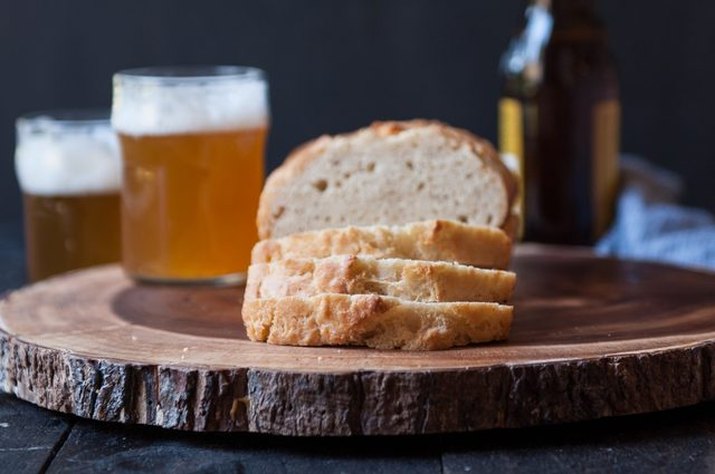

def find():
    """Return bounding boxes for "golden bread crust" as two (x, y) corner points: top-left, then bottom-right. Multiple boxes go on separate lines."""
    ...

(245, 255), (516, 303)
(251, 219), (512, 269)
(242, 293), (513, 350)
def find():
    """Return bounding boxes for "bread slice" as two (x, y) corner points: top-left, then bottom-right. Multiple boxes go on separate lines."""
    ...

(242, 293), (513, 350)
(251, 219), (512, 269)
(257, 120), (518, 239)
(246, 255), (516, 303)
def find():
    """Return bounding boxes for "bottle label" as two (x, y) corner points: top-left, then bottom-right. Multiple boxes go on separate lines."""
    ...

(592, 99), (621, 239)
(498, 98), (525, 238)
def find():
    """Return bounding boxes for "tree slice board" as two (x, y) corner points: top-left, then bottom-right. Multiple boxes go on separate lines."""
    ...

(1, 245), (714, 436)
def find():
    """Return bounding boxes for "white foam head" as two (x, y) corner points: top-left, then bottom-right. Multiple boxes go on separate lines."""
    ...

(111, 66), (269, 136)
(15, 112), (121, 196)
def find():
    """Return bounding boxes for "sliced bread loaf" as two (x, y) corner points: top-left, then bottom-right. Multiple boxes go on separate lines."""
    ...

(251, 219), (512, 269)
(257, 120), (518, 239)
(242, 293), (513, 350)
(246, 255), (516, 303)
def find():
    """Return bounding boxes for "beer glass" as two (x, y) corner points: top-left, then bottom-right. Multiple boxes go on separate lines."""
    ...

(112, 66), (269, 284)
(15, 111), (122, 282)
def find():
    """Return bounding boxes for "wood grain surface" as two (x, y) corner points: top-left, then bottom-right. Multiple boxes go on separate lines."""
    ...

(1, 245), (714, 436)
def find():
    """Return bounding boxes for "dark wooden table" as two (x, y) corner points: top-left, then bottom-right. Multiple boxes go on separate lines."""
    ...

(1, 220), (713, 473)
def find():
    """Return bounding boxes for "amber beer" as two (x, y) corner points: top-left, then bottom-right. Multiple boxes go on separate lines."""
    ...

(23, 194), (120, 281)
(112, 67), (269, 283)
(15, 112), (122, 282)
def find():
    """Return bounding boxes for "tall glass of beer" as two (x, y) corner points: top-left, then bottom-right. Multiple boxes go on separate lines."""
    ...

(15, 111), (122, 282)
(112, 66), (269, 284)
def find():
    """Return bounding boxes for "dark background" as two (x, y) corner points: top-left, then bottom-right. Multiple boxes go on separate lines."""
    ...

(2, 0), (714, 222)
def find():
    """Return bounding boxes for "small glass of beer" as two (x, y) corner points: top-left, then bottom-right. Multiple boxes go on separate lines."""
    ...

(15, 111), (122, 282)
(112, 66), (269, 284)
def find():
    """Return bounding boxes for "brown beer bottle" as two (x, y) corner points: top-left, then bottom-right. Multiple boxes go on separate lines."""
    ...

(499, 0), (620, 245)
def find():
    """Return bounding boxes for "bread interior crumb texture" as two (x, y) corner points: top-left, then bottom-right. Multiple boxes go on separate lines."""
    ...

(269, 126), (509, 238)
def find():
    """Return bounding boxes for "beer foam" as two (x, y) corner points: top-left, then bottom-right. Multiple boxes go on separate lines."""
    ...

(111, 77), (269, 136)
(15, 127), (121, 196)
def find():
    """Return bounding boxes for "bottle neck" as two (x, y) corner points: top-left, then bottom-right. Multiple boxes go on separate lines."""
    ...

(551, 0), (597, 15)
(527, 0), (596, 7)
(547, 0), (603, 31)
(500, 1), (553, 83)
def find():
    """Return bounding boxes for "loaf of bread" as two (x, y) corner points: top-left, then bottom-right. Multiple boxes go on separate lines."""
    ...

(243, 120), (518, 351)
(246, 255), (516, 303)
(257, 120), (518, 239)
(242, 293), (513, 350)
(252, 219), (512, 269)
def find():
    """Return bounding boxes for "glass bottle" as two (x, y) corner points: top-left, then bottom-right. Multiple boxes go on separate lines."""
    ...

(499, 0), (620, 244)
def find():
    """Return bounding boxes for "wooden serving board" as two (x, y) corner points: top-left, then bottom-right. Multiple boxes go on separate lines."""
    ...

(1, 245), (714, 436)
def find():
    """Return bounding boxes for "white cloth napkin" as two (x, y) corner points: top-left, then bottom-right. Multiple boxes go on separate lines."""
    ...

(596, 154), (715, 271)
